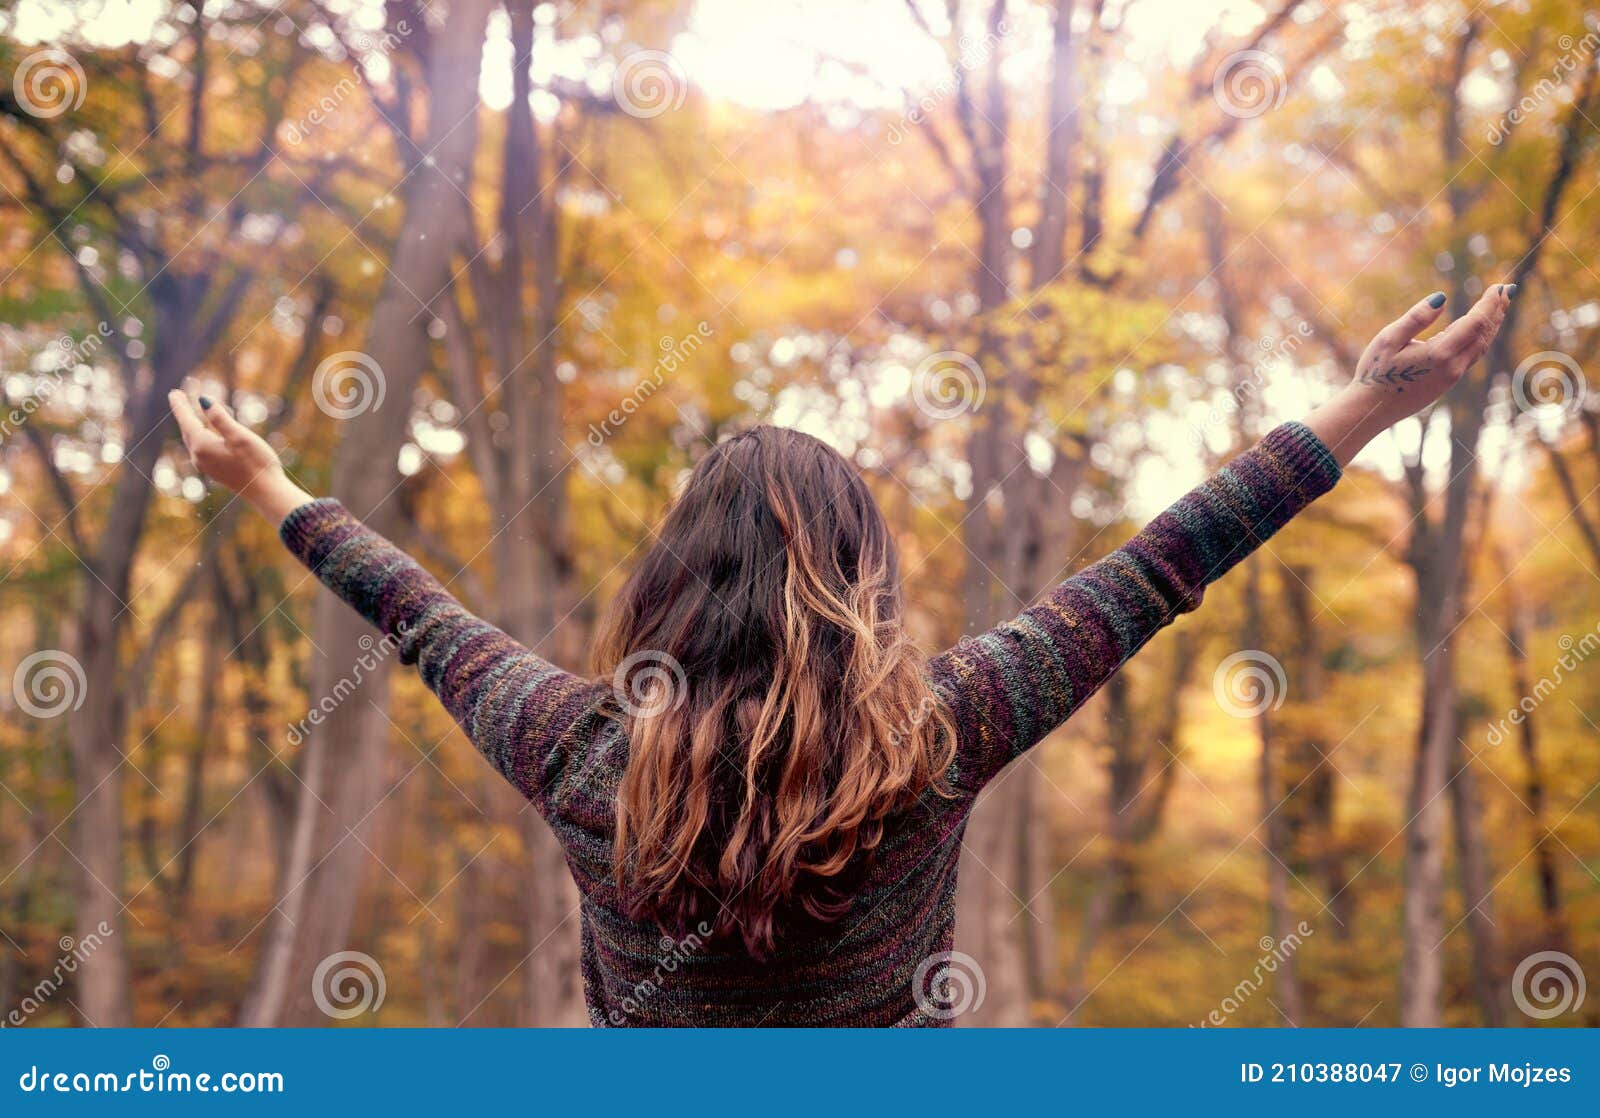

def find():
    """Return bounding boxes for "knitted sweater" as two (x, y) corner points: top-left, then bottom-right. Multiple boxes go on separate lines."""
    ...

(279, 422), (1341, 1026)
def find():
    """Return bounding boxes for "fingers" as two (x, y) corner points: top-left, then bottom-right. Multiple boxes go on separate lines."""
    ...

(1372, 292), (1449, 355)
(199, 394), (247, 439)
(1434, 283), (1514, 363)
(167, 390), (209, 447)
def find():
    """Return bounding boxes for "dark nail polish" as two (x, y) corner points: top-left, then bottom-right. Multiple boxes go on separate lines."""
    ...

(198, 396), (213, 410)
(1428, 292), (1446, 308)
(1506, 284), (1519, 298)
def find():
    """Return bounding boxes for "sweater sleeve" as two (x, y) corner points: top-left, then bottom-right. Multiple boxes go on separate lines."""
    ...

(279, 499), (600, 807)
(929, 421), (1342, 793)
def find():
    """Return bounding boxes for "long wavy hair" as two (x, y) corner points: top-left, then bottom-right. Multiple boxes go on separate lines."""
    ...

(593, 426), (955, 955)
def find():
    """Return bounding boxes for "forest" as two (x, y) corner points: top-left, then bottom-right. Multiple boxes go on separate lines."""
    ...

(0, 0), (1596, 1028)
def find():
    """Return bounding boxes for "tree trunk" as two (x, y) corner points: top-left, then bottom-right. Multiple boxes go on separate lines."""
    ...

(951, 0), (1033, 1027)
(68, 579), (134, 1026)
(1062, 633), (1193, 1020)
(1398, 24), (1592, 1029)
(239, 0), (494, 1027)
(1541, 439), (1600, 568)
(171, 587), (223, 912)
(1448, 733), (1506, 1025)
(1498, 558), (1564, 938)
(1278, 567), (1348, 934)
(453, 0), (590, 1028)
(1399, 402), (1480, 1027)
(67, 342), (193, 1025)
(1243, 558), (1305, 1025)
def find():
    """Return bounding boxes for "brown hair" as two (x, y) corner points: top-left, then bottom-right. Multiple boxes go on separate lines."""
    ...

(593, 426), (955, 955)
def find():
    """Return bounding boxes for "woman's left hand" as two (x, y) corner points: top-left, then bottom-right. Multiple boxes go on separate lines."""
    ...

(1307, 282), (1514, 467)
(168, 391), (313, 524)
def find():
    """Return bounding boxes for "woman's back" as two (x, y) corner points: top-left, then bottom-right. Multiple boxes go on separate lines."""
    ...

(274, 421), (1342, 1026)
(171, 283), (1514, 1025)
(563, 714), (966, 1026)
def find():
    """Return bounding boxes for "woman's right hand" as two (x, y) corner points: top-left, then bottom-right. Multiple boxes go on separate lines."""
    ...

(168, 391), (314, 525)
(1306, 282), (1514, 467)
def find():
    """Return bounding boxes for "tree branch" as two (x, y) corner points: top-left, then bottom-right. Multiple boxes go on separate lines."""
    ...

(20, 424), (88, 556)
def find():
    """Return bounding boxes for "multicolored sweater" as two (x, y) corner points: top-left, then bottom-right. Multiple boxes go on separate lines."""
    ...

(279, 422), (1341, 1026)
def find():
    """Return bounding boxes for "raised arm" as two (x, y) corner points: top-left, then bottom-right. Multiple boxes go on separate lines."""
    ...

(930, 421), (1337, 790)
(167, 392), (600, 807)
(933, 283), (1514, 791)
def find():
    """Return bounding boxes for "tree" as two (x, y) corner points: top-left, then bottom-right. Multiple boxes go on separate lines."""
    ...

(241, 0), (497, 1026)
(0, 3), (357, 1023)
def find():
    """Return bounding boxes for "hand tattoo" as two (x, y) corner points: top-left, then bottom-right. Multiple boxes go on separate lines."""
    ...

(1357, 363), (1427, 391)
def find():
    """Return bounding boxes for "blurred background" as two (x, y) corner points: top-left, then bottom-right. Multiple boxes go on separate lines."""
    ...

(0, 0), (1596, 1028)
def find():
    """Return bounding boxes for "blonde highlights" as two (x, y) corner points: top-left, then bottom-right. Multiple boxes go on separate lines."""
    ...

(594, 427), (954, 955)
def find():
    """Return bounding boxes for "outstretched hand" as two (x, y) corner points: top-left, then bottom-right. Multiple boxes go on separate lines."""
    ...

(167, 391), (313, 524)
(1305, 283), (1515, 467)
(1351, 284), (1513, 418)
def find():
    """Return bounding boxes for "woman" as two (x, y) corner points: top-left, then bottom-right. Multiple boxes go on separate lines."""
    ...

(169, 283), (1512, 1026)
